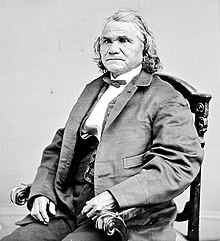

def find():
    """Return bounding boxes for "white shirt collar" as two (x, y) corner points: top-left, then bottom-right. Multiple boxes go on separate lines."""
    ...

(111, 65), (142, 83)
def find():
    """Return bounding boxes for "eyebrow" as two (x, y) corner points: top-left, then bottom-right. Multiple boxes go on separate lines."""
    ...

(101, 35), (133, 42)
(101, 36), (110, 40)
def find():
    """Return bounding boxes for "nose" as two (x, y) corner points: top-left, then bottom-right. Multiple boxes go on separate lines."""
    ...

(108, 41), (120, 55)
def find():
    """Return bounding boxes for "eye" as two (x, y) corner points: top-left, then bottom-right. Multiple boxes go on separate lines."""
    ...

(118, 37), (130, 43)
(101, 38), (112, 44)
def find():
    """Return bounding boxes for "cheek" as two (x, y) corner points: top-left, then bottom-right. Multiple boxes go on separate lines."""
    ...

(133, 48), (143, 63)
(138, 51), (144, 61)
(134, 42), (144, 58)
(100, 46), (107, 58)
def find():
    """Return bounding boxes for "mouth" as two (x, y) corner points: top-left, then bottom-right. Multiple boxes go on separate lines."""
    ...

(106, 58), (124, 62)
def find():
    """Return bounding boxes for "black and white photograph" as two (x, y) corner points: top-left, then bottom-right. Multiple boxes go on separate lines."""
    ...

(0, 1), (219, 240)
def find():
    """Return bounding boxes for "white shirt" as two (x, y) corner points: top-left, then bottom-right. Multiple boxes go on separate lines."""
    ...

(82, 65), (142, 140)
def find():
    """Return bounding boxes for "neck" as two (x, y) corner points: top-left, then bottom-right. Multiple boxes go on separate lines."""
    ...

(111, 65), (142, 81)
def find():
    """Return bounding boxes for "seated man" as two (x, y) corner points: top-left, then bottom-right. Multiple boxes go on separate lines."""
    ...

(1, 9), (203, 241)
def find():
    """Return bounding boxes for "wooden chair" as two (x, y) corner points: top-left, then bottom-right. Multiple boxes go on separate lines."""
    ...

(158, 73), (212, 241)
(10, 73), (212, 241)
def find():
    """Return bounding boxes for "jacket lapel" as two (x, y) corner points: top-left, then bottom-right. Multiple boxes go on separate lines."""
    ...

(104, 70), (153, 129)
(65, 76), (106, 134)
(56, 76), (106, 184)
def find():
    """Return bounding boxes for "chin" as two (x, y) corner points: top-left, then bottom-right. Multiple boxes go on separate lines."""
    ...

(106, 66), (126, 76)
(109, 70), (124, 77)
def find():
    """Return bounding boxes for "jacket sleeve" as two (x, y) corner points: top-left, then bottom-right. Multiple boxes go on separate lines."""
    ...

(27, 128), (64, 210)
(109, 95), (204, 209)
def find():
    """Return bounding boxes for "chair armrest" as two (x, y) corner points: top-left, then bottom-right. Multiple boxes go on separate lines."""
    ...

(95, 206), (150, 241)
(10, 184), (31, 205)
(95, 211), (128, 241)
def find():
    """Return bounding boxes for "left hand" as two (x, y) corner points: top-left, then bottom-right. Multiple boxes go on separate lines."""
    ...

(81, 191), (117, 220)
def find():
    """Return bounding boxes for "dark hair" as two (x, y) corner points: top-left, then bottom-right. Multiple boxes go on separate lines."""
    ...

(93, 9), (162, 74)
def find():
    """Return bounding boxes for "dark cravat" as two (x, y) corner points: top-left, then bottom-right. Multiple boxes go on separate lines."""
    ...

(103, 76), (127, 88)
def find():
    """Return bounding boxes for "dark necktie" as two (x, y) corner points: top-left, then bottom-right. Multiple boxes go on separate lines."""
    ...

(103, 76), (127, 88)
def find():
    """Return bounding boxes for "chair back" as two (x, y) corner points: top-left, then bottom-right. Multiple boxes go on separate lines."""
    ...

(157, 73), (212, 241)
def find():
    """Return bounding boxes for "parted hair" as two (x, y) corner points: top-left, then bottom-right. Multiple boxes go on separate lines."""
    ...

(93, 9), (162, 74)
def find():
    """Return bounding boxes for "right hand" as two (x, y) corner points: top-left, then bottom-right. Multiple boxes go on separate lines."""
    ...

(31, 196), (56, 225)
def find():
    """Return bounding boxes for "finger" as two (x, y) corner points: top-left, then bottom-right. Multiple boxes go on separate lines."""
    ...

(95, 217), (104, 230)
(49, 201), (56, 216)
(92, 215), (98, 221)
(98, 220), (104, 230)
(38, 198), (50, 223)
(86, 209), (96, 218)
(31, 203), (45, 224)
(31, 201), (39, 219)
(86, 206), (102, 218)
(36, 212), (48, 224)
(81, 203), (93, 215)
(97, 219), (104, 230)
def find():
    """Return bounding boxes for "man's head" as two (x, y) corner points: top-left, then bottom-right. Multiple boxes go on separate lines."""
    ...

(94, 9), (162, 77)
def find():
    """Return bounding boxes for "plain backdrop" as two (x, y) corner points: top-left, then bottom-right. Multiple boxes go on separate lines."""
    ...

(0, 0), (219, 239)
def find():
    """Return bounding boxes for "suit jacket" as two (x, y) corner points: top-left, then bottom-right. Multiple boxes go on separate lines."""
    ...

(26, 69), (203, 240)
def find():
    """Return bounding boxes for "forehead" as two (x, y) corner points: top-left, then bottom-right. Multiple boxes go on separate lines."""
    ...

(101, 21), (142, 39)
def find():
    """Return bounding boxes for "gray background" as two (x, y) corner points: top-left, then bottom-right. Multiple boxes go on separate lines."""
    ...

(0, 0), (219, 239)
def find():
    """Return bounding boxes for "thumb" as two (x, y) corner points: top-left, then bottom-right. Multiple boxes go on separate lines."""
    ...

(49, 201), (56, 216)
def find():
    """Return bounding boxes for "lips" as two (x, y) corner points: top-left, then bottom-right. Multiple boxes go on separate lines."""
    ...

(106, 58), (124, 61)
